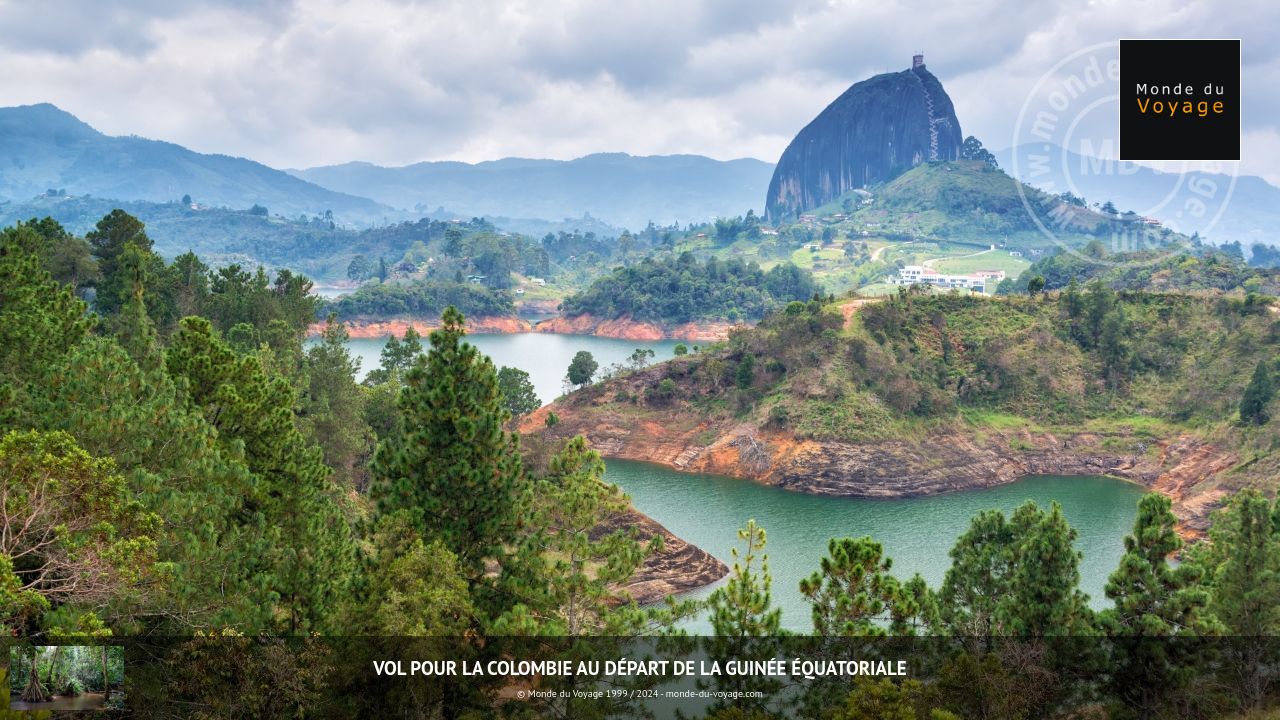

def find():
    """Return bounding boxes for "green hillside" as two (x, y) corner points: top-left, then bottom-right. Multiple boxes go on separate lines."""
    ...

(1006, 241), (1280, 295)
(815, 160), (1167, 255)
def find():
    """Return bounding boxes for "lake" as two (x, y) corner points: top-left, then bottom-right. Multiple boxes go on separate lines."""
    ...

(339, 334), (682, 406)
(606, 460), (1145, 633)
(337, 332), (1146, 633)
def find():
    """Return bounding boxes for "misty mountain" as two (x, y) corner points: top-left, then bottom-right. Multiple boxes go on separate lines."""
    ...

(289, 153), (775, 231)
(995, 144), (1280, 250)
(0, 103), (393, 223)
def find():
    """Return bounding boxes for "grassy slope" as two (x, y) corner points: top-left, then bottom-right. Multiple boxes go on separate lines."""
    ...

(552, 289), (1280, 499)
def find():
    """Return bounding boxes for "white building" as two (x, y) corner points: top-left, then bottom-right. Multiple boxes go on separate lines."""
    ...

(895, 265), (1006, 294)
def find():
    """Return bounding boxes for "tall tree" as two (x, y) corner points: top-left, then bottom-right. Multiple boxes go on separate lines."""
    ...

(1100, 493), (1218, 717)
(36, 336), (269, 631)
(380, 326), (423, 375)
(996, 502), (1093, 637)
(707, 519), (782, 638)
(1239, 360), (1274, 425)
(166, 317), (355, 632)
(566, 350), (598, 388)
(801, 536), (937, 636)
(0, 227), (95, 427)
(511, 436), (666, 635)
(496, 366), (540, 417)
(299, 315), (375, 489)
(112, 242), (163, 370)
(370, 307), (527, 571)
(939, 509), (1017, 637)
(1194, 489), (1280, 709)
(1102, 493), (1214, 635)
(86, 209), (152, 315)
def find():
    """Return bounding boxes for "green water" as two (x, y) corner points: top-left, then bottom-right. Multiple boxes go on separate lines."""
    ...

(339, 334), (681, 406)
(604, 460), (1147, 633)
(336, 332), (1146, 633)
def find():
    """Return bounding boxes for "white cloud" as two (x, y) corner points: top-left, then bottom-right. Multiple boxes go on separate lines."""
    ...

(0, 0), (1276, 174)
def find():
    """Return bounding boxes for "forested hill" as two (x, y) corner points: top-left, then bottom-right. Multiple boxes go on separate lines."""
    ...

(532, 287), (1280, 537)
(327, 280), (515, 320)
(558, 253), (821, 324)
(0, 194), (495, 282)
(554, 289), (1276, 438)
(1005, 240), (1280, 295)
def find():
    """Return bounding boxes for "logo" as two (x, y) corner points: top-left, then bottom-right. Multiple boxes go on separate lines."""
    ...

(1010, 41), (1238, 266)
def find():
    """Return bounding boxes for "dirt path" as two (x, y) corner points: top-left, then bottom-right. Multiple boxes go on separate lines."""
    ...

(870, 240), (909, 262)
(923, 247), (991, 268)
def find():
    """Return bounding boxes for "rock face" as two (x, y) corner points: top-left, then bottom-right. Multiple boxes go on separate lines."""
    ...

(534, 314), (741, 342)
(520, 380), (1238, 541)
(315, 315), (531, 338)
(765, 62), (963, 220)
(606, 508), (728, 604)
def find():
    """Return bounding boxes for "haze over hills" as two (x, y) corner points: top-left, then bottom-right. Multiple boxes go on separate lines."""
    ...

(290, 153), (775, 231)
(0, 103), (393, 223)
(766, 58), (962, 221)
(995, 144), (1280, 250)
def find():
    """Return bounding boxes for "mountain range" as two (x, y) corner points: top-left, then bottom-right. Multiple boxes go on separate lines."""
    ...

(0, 103), (774, 231)
(994, 144), (1280, 250)
(0, 103), (392, 223)
(288, 153), (774, 231)
(3, 102), (1279, 249)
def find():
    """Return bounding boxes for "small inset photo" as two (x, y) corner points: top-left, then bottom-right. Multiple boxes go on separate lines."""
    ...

(8, 645), (123, 713)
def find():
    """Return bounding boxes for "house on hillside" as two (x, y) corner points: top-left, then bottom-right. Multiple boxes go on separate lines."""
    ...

(894, 265), (1006, 294)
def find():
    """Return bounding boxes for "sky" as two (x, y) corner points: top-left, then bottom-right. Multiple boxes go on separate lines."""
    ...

(2, 0), (1279, 183)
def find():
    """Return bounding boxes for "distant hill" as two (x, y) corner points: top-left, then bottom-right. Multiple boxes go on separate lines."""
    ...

(0, 194), (447, 281)
(0, 103), (392, 223)
(766, 61), (962, 221)
(290, 153), (775, 231)
(994, 143), (1280, 251)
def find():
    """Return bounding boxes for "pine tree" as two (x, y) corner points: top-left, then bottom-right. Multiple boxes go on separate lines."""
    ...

(382, 326), (422, 373)
(939, 509), (1017, 637)
(800, 536), (937, 636)
(1239, 360), (1274, 425)
(0, 226), (95, 425)
(1100, 493), (1218, 717)
(996, 502), (1093, 636)
(370, 306), (527, 571)
(339, 512), (474, 636)
(37, 336), (271, 631)
(493, 436), (669, 636)
(1202, 490), (1280, 635)
(707, 519), (782, 638)
(112, 242), (163, 370)
(86, 209), (152, 315)
(300, 315), (374, 489)
(167, 317), (356, 632)
(1195, 490), (1280, 710)
(703, 520), (786, 719)
(1102, 493), (1213, 635)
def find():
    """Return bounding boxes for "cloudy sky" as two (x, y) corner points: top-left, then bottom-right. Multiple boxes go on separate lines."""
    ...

(3, 0), (1278, 182)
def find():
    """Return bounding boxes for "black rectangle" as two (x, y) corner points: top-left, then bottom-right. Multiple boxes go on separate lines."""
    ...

(1120, 39), (1240, 160)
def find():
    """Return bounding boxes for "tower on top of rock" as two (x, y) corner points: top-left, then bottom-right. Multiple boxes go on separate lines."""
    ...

(912, 53), (925, 70)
